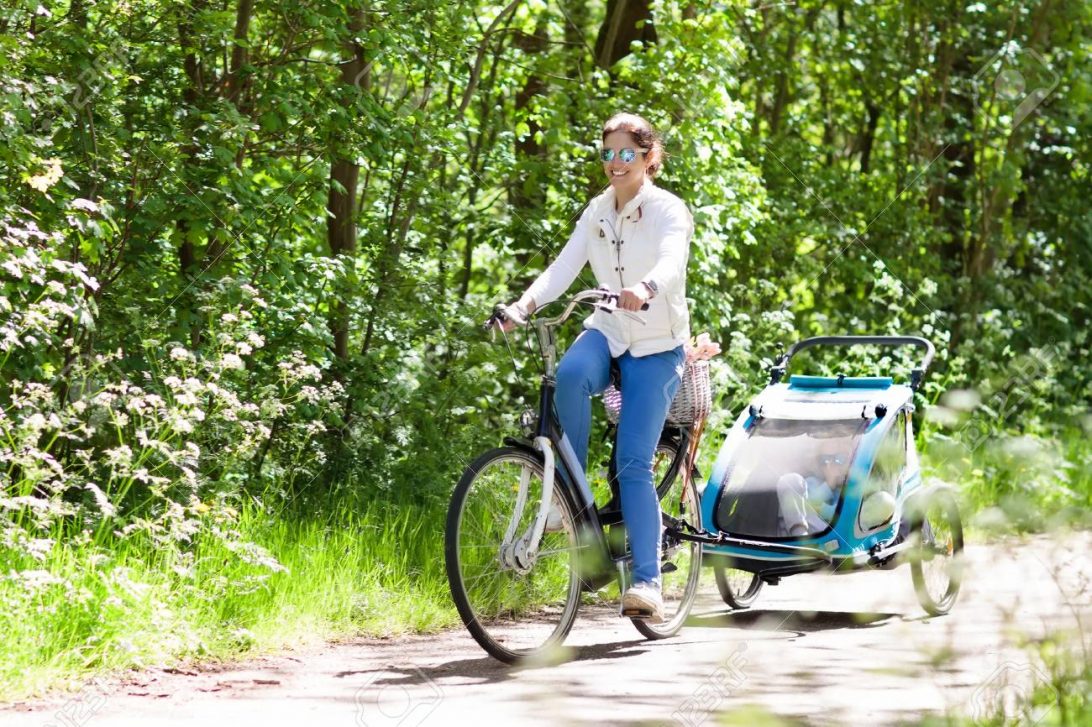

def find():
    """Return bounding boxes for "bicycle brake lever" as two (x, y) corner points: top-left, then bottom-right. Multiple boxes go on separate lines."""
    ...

(484, 303), (508, 339)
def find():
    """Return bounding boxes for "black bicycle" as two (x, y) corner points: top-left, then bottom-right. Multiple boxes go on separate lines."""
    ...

(444, 289), (706, 664)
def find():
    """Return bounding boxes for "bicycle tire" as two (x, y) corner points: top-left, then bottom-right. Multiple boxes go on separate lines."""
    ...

(910, 489), (964, 616)
(713, 565), (764, 609)
(445, 447), (583, 664)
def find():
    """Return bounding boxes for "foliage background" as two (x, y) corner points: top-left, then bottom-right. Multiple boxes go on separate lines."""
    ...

(0, 0), (1089, 698)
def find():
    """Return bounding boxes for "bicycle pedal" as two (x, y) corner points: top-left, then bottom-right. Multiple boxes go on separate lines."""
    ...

(621, 606), (654, 619)
(661, 562), (678, 574)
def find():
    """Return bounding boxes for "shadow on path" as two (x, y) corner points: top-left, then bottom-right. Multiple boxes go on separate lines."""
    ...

(354, 636), (659, 689)
(690, 608), (901, 633)
(351, 608), (903, 693)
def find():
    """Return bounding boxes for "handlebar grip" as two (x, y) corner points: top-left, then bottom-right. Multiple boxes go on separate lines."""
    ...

(597, 287), (650, 312)
(484, 303), (508, 330)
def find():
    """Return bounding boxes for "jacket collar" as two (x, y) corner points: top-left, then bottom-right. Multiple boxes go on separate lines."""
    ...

(603, 177), (653, 220)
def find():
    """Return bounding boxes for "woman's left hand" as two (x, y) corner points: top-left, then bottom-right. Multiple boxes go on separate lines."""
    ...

(617, 285), (650, 312)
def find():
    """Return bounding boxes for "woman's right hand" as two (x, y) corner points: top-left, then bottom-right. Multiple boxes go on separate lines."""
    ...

(492, 300), (533, 333)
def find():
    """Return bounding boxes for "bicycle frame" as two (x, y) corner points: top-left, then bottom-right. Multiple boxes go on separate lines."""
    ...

(497, 363), (609, 574)
(495, 289), (653, 576)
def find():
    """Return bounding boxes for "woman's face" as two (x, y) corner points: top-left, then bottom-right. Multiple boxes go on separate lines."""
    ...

(602, 130), (648, 196)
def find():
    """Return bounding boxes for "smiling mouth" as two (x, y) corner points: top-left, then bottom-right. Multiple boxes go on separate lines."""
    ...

(611, 170), (628, 177)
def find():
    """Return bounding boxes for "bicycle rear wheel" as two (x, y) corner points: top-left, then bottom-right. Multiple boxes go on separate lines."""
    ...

(445, 447), (582, 664)
(910, 489), (964, 616)
(632, 440), (702, 639)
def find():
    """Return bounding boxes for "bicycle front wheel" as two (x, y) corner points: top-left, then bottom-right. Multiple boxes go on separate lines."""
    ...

(445, 447), (582, 664)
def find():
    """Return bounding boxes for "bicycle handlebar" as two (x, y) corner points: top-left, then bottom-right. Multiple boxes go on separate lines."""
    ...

(484, 288), (648, 332)
(485, 289), (649, 378)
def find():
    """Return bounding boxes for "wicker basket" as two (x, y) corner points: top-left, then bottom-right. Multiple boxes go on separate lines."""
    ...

(603, 359), (712, 426)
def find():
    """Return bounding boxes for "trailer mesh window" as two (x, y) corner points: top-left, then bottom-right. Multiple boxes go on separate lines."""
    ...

(714, 418), (866, 539)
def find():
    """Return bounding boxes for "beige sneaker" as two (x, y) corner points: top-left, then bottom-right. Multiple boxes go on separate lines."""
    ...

(621, 582), (665, 624)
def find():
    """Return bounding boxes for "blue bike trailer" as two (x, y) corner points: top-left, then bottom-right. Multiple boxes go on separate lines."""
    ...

(700, 336), (939, 579)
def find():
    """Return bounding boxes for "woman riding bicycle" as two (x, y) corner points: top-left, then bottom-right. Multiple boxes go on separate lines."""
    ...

(496, 112), (693, 623)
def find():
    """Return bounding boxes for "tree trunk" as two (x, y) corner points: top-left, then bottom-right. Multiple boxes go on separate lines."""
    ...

(768, 27), (798, 136)
(510, 16), (549, 280)
(326, 5), (368, 361)
(203, 0), (255, 268)
(176, 1), (207, 285)
(226, 0), (254, 104)
(938, 53), (975, 349)
(594, 0), (656, 70)
(858, 102), (880, 174)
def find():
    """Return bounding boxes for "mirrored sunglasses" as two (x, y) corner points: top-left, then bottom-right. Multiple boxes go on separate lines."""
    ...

(600, 147), (647, 163)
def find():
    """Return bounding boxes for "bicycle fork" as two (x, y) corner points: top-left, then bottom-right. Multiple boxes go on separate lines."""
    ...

(499, 436), (557, 573)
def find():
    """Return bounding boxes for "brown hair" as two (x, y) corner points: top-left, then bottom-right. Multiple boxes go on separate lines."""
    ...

(602, 112), (665, 177)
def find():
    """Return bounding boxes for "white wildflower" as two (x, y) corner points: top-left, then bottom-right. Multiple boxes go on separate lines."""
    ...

(104, 445), (133, 467)
(85, 483), (117, 517)
(170, 415), (194, 434)
(174, 390), (198, 408)
(25, 157), (63, 192)
(27, 538), (54, 562)
(70, 198), (99, 213)
(12, 569), (63, 590)
(221, 353), (244, 370)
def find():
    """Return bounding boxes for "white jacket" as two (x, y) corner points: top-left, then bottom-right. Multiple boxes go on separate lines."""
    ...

(524, 178), (693, 358)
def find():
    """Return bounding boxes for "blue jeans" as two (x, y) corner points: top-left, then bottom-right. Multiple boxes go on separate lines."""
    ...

(554, 329), (685, 585)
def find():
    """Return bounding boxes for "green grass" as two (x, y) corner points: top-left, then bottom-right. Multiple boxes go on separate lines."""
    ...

(0, 500), (459, 700)
(921, 427), (1092, 534)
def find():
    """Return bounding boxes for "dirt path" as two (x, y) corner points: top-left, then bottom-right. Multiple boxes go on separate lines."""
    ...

(4, 534), (1089, 726)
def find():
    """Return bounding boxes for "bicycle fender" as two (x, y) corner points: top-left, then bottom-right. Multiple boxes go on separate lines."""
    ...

(503, 436), (541, 459)
(901, 482), (958, 523)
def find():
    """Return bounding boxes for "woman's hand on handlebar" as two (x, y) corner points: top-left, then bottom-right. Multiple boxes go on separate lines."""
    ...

(617, 284), (651, 312)
(487, 299), (535, 333)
